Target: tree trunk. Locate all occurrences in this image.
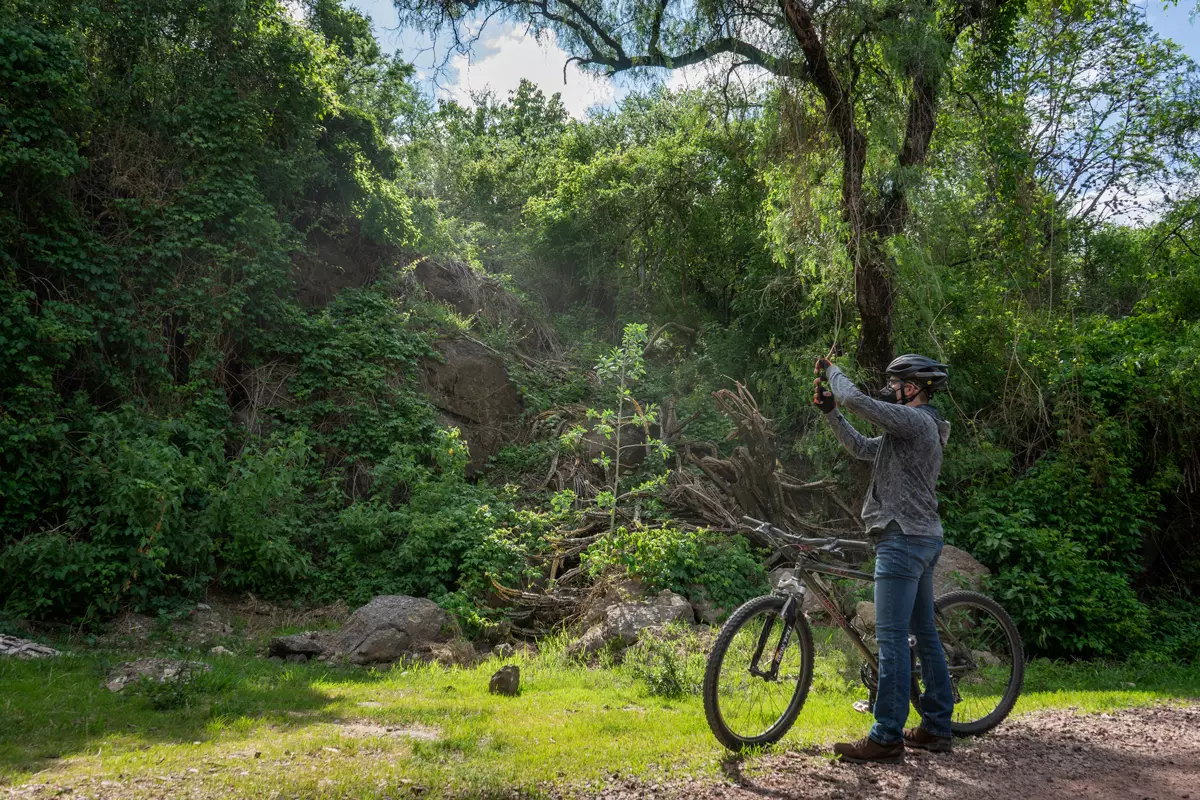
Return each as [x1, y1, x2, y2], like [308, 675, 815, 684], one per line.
[853, 240, 895, 380]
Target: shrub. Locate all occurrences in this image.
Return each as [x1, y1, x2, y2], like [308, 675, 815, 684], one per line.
[583, 525, 768, 612]
[623, 623, 707, 698]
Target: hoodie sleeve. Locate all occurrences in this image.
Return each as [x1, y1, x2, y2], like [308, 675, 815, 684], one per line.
[822, 409, 881, 461]
[825, 365, 928, 439]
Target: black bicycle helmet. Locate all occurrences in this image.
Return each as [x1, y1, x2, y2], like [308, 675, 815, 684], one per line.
[886, 353, 949, 392]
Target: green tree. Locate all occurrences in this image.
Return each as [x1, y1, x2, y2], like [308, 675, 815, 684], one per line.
[400, 0, 1024, 375]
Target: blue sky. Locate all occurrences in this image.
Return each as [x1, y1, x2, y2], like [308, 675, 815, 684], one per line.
[350, 0, 1200, 117]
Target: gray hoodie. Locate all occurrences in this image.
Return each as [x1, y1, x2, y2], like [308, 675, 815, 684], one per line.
[821, 366, 951, 539]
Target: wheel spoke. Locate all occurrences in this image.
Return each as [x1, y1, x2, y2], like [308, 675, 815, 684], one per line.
[713, 607, 805, 741]
[917, 595, 1022, 731]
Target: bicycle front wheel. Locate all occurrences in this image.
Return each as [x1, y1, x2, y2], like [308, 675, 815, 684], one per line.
[702, 594, 814, 752]
[926, 590, 1025, 736]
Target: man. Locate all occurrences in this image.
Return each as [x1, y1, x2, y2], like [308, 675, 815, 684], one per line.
[813, 353, 954, 764]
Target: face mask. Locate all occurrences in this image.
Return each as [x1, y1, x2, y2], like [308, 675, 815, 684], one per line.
[877, 379, 914, 404]
[876, 385, 902, 403]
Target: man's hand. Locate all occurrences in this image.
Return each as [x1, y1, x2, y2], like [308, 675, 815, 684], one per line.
[814, 356, 832, 375]
[813, 377, 836, 413]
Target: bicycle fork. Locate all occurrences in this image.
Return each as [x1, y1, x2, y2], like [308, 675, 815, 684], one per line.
[749, 596, 798, 681]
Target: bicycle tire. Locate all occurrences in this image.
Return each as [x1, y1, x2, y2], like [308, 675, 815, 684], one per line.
[920, 590, 1025, 736]
[702, 594, 815, 752]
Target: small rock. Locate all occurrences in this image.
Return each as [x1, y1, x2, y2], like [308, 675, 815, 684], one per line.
[689, 587, 728, 626]
[105, 658, 210, 692]
[268, 632, 325, 659]
[196, 603, 212, 611]
[493, 642, 515, 659]
[426, 637, 478, 667]
[971, 649, 1003, 668]
[209, 646, 234, 657]
[489, 665, 520, 696]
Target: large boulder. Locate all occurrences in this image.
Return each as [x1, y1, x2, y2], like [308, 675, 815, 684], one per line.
[578, 575, 649, 629]
[853, 600, 876, 634]
[570, 589, 693, 657]
[332, 596, 456, 665]
[421, 335, 524, 475]
[934, 545, 990, 596]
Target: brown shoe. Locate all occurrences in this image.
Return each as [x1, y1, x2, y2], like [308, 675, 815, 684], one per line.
[903, 727, 952, 753]
[833, 735, 905, 764]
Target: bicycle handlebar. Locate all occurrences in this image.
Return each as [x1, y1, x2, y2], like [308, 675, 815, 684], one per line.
[741, 516, 871, 553]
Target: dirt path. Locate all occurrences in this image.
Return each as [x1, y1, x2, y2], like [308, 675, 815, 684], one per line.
[596, 705, 1199, 800]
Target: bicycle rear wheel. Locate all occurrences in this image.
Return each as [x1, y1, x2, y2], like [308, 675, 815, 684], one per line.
[917, 590, 1024, 736]
[702, 594, 814, 752]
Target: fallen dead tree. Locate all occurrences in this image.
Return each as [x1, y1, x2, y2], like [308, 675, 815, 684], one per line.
[494, 382, 861, 629]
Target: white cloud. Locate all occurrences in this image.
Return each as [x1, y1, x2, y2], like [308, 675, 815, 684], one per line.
[437, 27, 617, 118]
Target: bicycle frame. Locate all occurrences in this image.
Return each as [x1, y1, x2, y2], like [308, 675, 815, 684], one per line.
[787, 556, 880, 671]
[779, 551, 978, 692]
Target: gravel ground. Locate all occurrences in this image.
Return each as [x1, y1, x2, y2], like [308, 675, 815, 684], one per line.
[6, 705, 1196, 799]
[595, 704, 1199, 800]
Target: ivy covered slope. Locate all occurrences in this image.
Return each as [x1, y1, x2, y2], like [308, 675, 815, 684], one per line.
[3, 0, 1200, 665]
[0, 0, 521, 622]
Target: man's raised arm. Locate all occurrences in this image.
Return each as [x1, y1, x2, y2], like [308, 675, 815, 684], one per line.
[825, 366, 926, 438]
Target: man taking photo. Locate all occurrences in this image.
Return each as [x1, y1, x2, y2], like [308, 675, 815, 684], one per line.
[813, 354, 954, 764]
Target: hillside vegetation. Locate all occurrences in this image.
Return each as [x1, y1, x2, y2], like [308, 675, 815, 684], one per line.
[2, 0, 1199, 662]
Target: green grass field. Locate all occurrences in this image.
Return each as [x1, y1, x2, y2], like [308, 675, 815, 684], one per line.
[2, 629, 1197, 799]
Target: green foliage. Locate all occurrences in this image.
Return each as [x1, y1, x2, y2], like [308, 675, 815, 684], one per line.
[562, 323, 671, 530]
[623, 623, 707, 699]
[584, 525, 768, 612]
[0, 0, 506, 622]
[126, 666, 215, 712]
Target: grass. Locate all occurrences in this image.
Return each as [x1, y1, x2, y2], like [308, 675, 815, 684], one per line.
[1, 627, 1197, 799]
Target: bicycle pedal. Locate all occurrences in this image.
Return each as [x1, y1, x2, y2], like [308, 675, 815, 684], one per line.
[852, 700, 872, 714]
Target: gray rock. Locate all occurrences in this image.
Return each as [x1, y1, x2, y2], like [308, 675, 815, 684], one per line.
[425, 637, 478, 667]
[689, 588, 728, 626]
[268, 632, 326, 659]
[332, 596, 454, 665]
[570, 589, 694, 656]
[971, 649, 1003, 668]
[209, 645, 234, 656]
[935, 545, 990, 596]
[493, 642, 515, 659]
[579, 576, 649, 629]
[0, 635, 59, 659]
[105, 658, 209, 692]
[350, 628, 411, 665]
[489, 665, 520, 696]
[854, 601, 876, 632]
[768, 568, 829, 621]
[420, 335, 524, 475]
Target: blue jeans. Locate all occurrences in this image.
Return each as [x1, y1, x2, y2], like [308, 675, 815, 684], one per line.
[869, 527, 955, 744]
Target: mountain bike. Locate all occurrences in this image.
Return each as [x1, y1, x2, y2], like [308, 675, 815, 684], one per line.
[702, 516, 1024, 752]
